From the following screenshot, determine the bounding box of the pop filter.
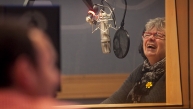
[113,0,130,59]
[113,28,130,59]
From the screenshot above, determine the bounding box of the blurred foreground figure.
[0,18,83,109]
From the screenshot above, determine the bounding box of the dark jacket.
[101,64,166,104]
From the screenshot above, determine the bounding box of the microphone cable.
[113,0,130,59]
[120,0,127,28]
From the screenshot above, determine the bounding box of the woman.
[102,17,166,103]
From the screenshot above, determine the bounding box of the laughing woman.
[102,17,166,103]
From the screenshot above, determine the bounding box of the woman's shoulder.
[133,63,144,73]
[127,63,144,82]
[131,63,144,75]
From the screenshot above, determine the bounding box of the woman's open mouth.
[147,44,157,50]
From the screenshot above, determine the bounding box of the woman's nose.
[149,34,156,40]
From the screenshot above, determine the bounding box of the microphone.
[83,0,115,54]
[83,0,129,58]
[99,11,111,54]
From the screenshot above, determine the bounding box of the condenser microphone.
[99,11,111,54]
[82,0,115,54]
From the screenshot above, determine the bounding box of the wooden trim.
[189,0,193,108]
[165,0,182,105]
[57,73,129,99]
[176,0,189,108]
[55,103,182,109]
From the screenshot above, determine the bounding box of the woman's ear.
[11,55,39,95]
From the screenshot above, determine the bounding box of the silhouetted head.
[0,17,59,97]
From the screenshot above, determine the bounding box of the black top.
[101,64,166,104]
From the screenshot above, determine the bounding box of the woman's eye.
[157,33,164,37]
[145,34,151,36]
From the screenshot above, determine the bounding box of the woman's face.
[142,27,165,65]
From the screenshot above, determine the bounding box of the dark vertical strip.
[188,0,193,107]
[188,0,190,108]
[187,0,190,107]
[0,6,4,16]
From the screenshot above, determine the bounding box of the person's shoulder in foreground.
[0,17,84,109]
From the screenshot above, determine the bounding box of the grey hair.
[145,17,165,32]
